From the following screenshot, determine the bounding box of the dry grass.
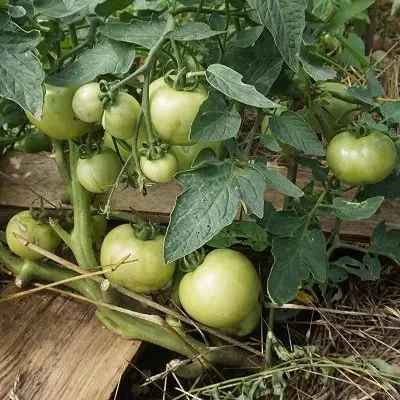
[284,265,400,399]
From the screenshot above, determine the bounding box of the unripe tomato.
[179,249,260,329]
[140,151,179,183]
[6,211,61,260]
[26,84,90,140]
[149,77,208,145]
[172,141,221,170]
[76,148,121,193]
[100,224,176,293]
[72,82,103,123]
[219,302,261,337]
[102,92,141,139]
[326,130,397,185]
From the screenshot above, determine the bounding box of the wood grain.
[0,152,399,238]
[0,285,141,400]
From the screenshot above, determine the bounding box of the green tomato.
[179,249,260,329]
[149,77,208,145]
[103,125,147,162]
[13,130,52,153]
[76,148,122,193]
[100,224,176,293]
[140,151,179,183]
[26,84,91,140]
[303,82,358,138]
[219,302,261,337]
[72,82,103,123]
[172,141,221,170]
[102,92,141,139]
[6,211,61,260]
[326,130,397,185]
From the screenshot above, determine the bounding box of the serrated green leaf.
[366,69,384,97]
[95,0,132,16]
[33,0,100,18]
[9,0,35,17]
[164,162,266,262]
[0,13,44,117]
[266,213,306,237]
[247,0,306,71]
[380,101,400,123]
[332,196,384,221]
[252,162,304,198]
[370,222,400,263]
[347,86,374,105]
[46,39,136,86]
[190,91,241,142]
[300,56,336,81]
[207,221,269,251]
[269,111,325,156]
[268,229,327,303]
[224,30,283,95]
[206,64,277,108]
[333,255,381,281]
[233,25,264,48]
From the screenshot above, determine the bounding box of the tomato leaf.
[206,64,277,109]
[232,26,264,48]
[46,39,136,86]
[357,174,400,200]
[332,196,384,221]
[265,213,307,237]
[335,33,366,69]
[312,0,340,20]
[247,0,306,72]
[33,0,100,18]
[268,229,327,304]
[260,134,281,152]
[380,102,400,123]
[95,0,132,16]
[252,161,304,198]
[297,158,329,183]
[0,11,44,118]
[300,55,336,81]
[207,221,269,251]
[223,30,283,95]
[269,112,325,156]
[190,91,241,142]
[99,20,224,49]
[371,222,400,264]
[332,255,381,281]
[164,161,266,263]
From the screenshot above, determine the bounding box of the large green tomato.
[149,77,208,145]
[76,148,121,193]
[303,82,358,138]
[100,224,176,293]
[179,249,260,329]
[6,211,61,260]
[326,130,397,185]
[72,82,103,123]
[172,141,221,171]
[140,151,179,183]
[102,92,141,139]
[26,84,91,140]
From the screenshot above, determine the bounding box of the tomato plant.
[6,211,61,260]
[1,0,399,392]
[179,249,260,329]
[76,148,122,193]
[72,82,103,123]
[26,84,91,140]
[149,77,208,145]
[100,224,176,294]
[326,130,397,185]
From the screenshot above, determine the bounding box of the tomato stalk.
[170,7,247,18]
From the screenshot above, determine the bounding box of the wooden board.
[0,285,142,400]
[0,152,399,238]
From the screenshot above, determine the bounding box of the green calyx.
[181,247,206,273]
[129,217,160,241]
[139,141,171,160]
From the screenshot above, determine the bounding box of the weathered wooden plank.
[0,285,141,400]
[0,152,399,238]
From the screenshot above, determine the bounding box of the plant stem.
[69,23,78,47]
[194,0,205,20]
[25,15,51,32]
[264,307,275,367]
[283,154,298,210]
[52,16,102,72]
[142,70,157,143]
[244,110,262,159]
[170,7,246,18]
[68,141,97,269]
[52,140,71,185]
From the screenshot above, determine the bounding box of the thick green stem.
[283,154,298,210]
[243,110,262,159]
[264,308,275,368]
[69,23,78,47]
[52,140,71,185]
[68,141,97,269]
[170,7,246,18]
